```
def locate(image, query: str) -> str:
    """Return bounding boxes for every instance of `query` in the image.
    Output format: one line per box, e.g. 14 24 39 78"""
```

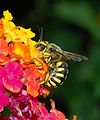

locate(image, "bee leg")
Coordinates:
40 73 50 85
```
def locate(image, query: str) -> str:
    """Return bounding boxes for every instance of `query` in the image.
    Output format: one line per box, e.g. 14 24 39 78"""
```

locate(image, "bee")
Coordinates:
35 41 88 87
35 40 88 88
35 27 88 87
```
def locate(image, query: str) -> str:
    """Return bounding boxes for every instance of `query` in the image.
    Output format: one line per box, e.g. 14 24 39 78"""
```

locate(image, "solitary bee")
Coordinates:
35 40 88 88
35 27 88 87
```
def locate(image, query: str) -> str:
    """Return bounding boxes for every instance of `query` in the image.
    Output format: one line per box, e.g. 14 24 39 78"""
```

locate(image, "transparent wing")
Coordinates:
43 42 88 62
63 51 88 61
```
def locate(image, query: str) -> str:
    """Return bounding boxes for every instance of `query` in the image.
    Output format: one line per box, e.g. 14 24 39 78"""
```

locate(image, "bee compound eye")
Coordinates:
35 43 45 51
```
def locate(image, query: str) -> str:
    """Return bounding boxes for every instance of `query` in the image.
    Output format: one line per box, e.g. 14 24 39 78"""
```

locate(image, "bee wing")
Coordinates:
63 51 88 61
48 46 88 62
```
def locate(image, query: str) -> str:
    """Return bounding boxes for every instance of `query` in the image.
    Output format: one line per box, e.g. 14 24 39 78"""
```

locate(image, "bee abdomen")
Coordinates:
46 61 68 87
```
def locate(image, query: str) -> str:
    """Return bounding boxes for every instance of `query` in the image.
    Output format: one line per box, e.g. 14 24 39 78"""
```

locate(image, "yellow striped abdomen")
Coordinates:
45 61 68 87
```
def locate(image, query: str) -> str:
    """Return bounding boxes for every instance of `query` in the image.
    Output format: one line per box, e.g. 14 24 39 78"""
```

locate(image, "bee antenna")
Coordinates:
37 25 43 41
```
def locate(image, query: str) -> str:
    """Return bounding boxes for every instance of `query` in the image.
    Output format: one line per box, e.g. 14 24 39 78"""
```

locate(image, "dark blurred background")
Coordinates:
0 0 100 120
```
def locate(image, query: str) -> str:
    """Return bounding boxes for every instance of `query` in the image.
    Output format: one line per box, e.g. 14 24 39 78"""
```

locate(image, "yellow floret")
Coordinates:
3 10 13 21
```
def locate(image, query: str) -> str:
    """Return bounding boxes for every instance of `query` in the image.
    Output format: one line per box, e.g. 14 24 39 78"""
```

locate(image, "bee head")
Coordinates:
35 41 49 51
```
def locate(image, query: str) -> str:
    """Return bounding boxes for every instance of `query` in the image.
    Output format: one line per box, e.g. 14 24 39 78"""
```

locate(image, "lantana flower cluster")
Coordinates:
0 10 76 120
